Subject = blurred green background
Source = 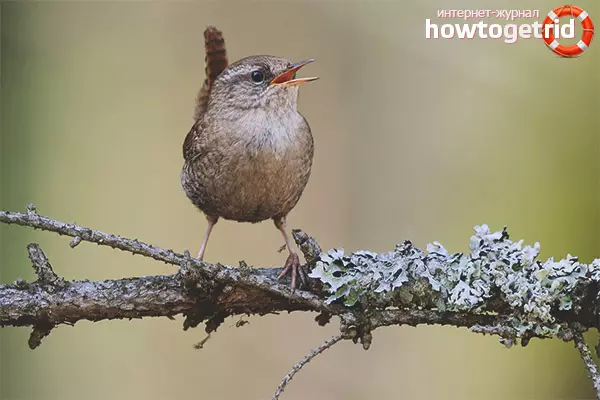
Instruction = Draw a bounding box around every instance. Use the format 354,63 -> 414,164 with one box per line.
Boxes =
1,1 -> 598,399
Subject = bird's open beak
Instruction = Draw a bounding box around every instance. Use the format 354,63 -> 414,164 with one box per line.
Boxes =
269,59 -> 318,86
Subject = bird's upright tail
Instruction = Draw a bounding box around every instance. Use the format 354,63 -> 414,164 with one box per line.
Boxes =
194,26 -> 229,120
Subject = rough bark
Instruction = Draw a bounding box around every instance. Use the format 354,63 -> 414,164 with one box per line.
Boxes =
1,205 -> 600,398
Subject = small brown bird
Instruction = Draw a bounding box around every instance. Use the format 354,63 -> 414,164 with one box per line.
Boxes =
181,27 -> 318,289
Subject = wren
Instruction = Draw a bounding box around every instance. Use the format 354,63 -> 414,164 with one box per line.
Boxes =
180,27 -> 318,290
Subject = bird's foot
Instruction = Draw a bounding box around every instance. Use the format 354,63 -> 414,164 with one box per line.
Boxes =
277,253 -> 308,292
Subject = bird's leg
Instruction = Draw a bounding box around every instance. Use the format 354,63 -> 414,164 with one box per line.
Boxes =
197,215 -> 219,260
274,216 -> 307,290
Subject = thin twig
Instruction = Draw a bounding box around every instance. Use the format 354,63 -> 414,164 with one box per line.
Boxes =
273,335 -> 344,400
573,331 -> 600,399
27,243 -> 64,286
193,333 -> 212,350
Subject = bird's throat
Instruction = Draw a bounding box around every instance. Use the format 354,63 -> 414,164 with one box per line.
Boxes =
233,107 -> 307,155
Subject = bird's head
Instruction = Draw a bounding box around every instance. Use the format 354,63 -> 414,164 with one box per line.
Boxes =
208,55 -> 317,113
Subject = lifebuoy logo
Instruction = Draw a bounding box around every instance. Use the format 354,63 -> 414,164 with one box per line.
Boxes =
426,5 -> 594,58
543,6 -> 594,57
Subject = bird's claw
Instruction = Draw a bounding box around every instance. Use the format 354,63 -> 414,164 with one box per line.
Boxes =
277,253 -> 308,292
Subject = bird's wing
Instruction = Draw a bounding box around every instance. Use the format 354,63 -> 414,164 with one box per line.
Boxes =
194,26 -> 228,120
182,120 -> 204,161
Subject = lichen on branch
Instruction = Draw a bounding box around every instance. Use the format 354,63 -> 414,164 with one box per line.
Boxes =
2,205 -> 600,398
309,225 -> 600,341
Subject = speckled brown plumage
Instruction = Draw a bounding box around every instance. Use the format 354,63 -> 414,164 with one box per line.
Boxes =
182,116 -> 313,222
180,27 -> 317,290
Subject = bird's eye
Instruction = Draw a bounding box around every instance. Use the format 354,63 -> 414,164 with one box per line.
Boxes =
251,70 -> 265,83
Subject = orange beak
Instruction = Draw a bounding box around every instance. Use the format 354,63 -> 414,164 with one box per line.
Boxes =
269,59 -> 318,86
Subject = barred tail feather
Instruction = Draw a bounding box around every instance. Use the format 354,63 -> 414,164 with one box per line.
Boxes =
194,26 -> 228,120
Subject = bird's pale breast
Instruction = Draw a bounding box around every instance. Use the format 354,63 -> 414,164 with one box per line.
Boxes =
181,111 -> 314,222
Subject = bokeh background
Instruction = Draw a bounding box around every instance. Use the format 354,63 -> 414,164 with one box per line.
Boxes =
1,1 -> 598,399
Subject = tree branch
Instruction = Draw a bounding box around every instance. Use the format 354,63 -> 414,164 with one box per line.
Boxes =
2,205 -> 600,395
0,207 -> 325,307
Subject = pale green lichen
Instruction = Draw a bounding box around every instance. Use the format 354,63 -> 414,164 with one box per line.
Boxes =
308,225 -> 600,338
